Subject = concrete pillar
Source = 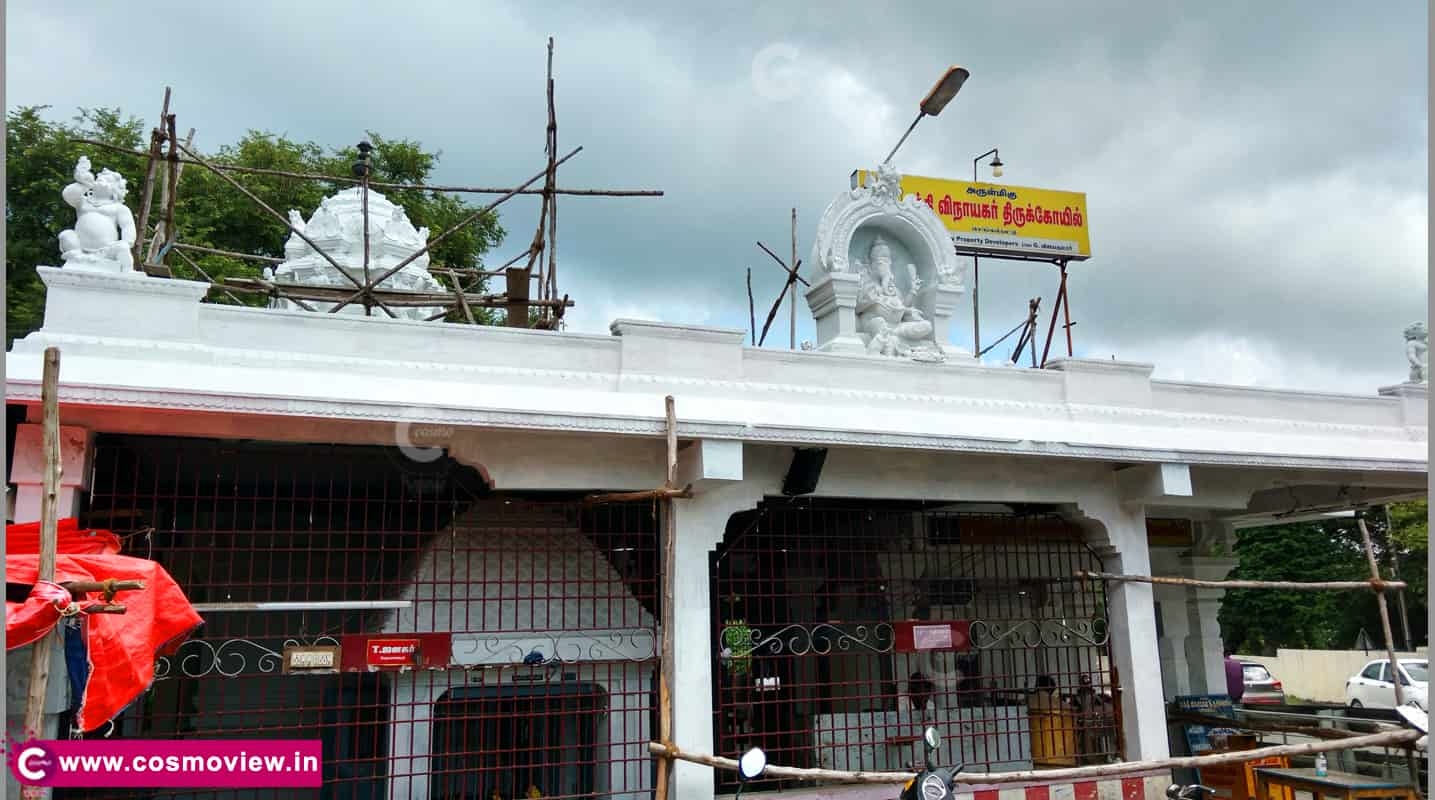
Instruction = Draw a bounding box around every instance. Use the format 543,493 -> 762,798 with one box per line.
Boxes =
10,423 -> 94,524
1080,497 -> 1169,760
668,481 -> 765,799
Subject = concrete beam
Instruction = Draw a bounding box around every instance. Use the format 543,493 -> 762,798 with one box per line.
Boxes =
675,438 -> 743,488
1116,462 -> 1192,506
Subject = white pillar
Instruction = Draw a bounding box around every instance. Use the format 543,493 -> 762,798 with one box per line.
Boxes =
1080,498 -> 1169,760
669,482 -> 765,799
10,423 -> 93,524
1181,521 -> 1237,695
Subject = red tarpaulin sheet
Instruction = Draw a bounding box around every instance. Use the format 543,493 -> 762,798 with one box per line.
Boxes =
5,519 -> 203,732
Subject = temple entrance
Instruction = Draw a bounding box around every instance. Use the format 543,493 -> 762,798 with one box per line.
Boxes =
69,434 -> 659,800
710,498 -> 1120,794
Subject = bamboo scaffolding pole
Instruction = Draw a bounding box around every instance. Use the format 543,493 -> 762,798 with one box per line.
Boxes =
221,277 -> 573,309
131,89 -> 169,269
1168,708 -> 1386,741
73,139 -> 660,197
655,395 -> 678,800
1357,517 -> 1424,796
147,126 -> 193,264
647,729 -> 1422,787
168,247 -> 257,307
173,141 -> 397,319
583,486 -> 692,506
22,348 -> 62,780
1077,571 -> 1406,592
756,258 -> 802,346
172,242 -> 283,263
326,147 -> 583,315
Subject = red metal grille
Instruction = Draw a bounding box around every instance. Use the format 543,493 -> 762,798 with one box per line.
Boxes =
711,499 -> 1120,793
69,434 -> 659,800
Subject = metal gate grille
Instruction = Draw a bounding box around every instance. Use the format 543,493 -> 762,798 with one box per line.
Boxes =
71,434 -> 659,800
711,499 -> 1119,793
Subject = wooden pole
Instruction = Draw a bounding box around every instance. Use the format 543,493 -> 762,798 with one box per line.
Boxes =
22,347 -> 63,746
171,242 -> 283,263
132,88 -> 170,268
655,395 -> 679,800
790,207 -> 797,349
1358,518 -> 1408,708
647,728 -> 1422,787
74,139 -> 662,197
505,268 -> 531,327
148,127 -> 194,264
1039,271 -> 1066,368
1078,570 -> 1406,592
747,268 -> 756,346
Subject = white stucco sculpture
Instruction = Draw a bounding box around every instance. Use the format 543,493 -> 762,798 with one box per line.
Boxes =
274,187 -> 447,321
806,162 -> 967,360
58,156 -> 138,274
856,235 -> 941,360
1405,322 -> 1428,383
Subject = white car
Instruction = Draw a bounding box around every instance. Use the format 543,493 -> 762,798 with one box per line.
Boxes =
1345,659 -> 1428,710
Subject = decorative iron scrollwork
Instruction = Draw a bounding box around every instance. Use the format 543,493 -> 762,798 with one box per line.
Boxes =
723,622 -> 896,657
452,629 -> 657,665
154,636 -> 341,680
969,618 -> 1108,649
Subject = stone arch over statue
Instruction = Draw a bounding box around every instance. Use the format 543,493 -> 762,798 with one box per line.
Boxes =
806,163 -> 967,360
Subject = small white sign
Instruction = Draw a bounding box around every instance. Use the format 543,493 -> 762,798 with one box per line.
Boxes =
283,645 -> 339,672
912,625 -> 953,651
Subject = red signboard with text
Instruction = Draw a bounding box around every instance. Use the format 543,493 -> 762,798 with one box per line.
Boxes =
893,620 -> 971,653
339,633 -> 451,671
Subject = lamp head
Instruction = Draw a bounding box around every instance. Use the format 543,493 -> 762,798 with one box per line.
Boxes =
990,153 -> 1004,178
919,66 -> 970,117
738,747 -> 768,781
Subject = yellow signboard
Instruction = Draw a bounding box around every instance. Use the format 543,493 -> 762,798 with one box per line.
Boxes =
852,170 -> 1091,261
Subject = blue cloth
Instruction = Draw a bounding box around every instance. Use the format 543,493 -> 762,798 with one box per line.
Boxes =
63,618 -> 89,711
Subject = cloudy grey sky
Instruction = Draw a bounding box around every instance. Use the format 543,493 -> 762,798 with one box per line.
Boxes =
8,2 -> 1427,393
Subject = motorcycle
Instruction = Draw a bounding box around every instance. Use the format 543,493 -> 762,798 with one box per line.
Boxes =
899,726 -> 964,800
1166,783 -> 1216,800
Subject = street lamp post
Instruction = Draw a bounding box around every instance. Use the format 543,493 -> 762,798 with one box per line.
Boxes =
882,66 -> 970,164
970,148 -> 1003,358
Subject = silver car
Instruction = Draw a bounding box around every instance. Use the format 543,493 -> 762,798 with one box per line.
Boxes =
1241,662 -> 1286,705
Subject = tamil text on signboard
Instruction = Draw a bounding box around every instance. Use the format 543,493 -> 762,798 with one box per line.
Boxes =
852,170 -> 1091,261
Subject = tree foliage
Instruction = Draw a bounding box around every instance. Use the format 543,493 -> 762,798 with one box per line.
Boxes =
1220,500 -> 1429,655
6,106 -> 505,344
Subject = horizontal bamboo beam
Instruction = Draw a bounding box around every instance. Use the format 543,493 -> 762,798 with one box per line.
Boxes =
73,138 -> 661,197
1077,571 -> 1406,592
173,242 -> 283,263
221,278 -> 574,309
1169,708 -> 1383,741
584,486 -> 693,505
648,728 -> 1421,787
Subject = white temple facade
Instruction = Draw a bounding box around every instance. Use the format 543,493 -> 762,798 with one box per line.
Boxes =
6,161 -> 1427,800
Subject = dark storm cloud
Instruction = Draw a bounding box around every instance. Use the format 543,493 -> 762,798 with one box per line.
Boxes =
7,1 -> 1426,391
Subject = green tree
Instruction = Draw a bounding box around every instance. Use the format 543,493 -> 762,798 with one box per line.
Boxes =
6,106 -> 505,344
1219,500 -> 1428,655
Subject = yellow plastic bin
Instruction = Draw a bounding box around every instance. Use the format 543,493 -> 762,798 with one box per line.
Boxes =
1029,708 -> 1078,767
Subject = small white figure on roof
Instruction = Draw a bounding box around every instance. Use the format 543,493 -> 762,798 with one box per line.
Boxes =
1405,322 -> 1427,383
58,156 -> 137,274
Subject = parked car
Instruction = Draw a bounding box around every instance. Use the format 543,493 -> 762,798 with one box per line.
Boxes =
1240,662 -> 1286,704
1345,659 -> 1429,710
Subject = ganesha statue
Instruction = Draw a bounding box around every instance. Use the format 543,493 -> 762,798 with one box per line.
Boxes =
856,235 -> 943,361
57,157 -> 138,274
